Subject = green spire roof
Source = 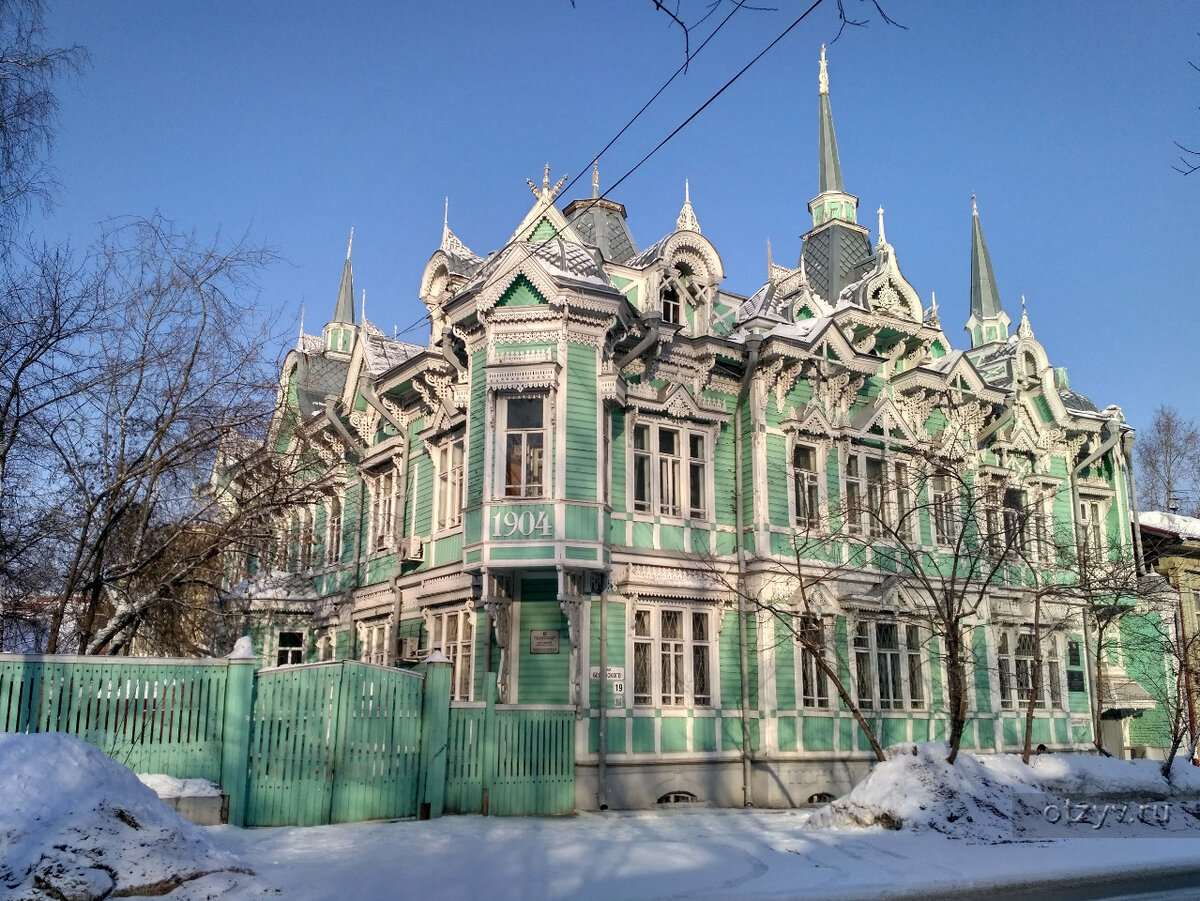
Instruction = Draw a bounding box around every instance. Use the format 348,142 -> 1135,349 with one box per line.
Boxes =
817,45 -> 844,195
969,196 -> 1003,321
332,228 -> 356,325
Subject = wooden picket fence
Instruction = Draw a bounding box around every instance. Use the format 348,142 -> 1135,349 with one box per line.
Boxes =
0,652 -> 575,824
246,662 -> 425,826
446,683 -> 575,816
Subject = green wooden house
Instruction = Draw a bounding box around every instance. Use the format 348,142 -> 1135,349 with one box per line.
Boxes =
220,47 -> 1169,810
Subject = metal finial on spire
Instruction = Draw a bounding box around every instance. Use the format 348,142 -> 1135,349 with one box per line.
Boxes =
346,227 -> 354,261
361,289 -> 367,325
443,197 -> 449,230
543,163 -> 550,191
766,237 -> 773,273
929,291 -> 940,327
819,44 -> 829,95
877,206 -> 886,246
1017,294 -> 1034,339
298,303 -> 305,348
972,193 -> 978,216
592,158 -> 599,199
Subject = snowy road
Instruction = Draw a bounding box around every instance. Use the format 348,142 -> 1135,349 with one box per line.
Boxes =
205,809 -> 1200,901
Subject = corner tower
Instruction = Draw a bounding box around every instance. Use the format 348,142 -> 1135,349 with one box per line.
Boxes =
800,46 -> 873,304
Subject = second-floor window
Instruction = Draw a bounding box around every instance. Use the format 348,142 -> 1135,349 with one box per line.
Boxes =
1078,497 -> 1105,560
325,495 -> 342,566
793,444 -> 820,530
504,398 -> 545,498
372,471 -> 397,551
437,436 -> 464,529
631,422 -> 708,519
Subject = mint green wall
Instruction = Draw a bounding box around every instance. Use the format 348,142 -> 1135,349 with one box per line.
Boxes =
566,343 -> 598,501
466,349 -> 486,516
610,410 -> 626,515
517,576 -> 569,705
766,433 -> 788,526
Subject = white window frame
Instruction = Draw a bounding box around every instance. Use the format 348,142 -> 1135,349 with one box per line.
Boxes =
997,628 -> 1064,711
795,613 -> 830,709
436,434 -> 465,531
931,471 -> 955,548
631,604 -> 714,708
501,395 -> 547,499
428,607 -> 475,701
298,506 -> 314,571
370,470 -> 398,552
325,493 -> 343,567
842,450 -> 917,543
791,441 -> 822,531
853,618 -> 926,711
358,619 -> 390,666
1078,496 -> 1107,561
275,630 -> 306,667
629,418 -> 711,521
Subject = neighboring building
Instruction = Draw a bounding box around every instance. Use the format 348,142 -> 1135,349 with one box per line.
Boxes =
1140,510 -> 1200,750
220,49 -> 1169,807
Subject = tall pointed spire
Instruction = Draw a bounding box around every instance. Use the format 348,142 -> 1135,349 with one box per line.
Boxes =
808,46 -> 857,230
966,195 -> 1011,347
332,229 -> 356,325
676,179 -> 701,233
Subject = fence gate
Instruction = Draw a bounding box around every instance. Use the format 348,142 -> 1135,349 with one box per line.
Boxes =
246,661 -> 424,827
446,683 -> 574,816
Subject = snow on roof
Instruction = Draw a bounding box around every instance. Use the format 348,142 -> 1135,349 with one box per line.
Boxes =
1140,510 -> 1200,540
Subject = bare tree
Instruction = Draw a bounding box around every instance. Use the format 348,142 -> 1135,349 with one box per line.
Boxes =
29,215 -> 306,655
1137,405 -> 1200,517
0,0 -> 86,238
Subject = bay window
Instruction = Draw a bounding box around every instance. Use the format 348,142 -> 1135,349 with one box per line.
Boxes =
504,398 -> 545,498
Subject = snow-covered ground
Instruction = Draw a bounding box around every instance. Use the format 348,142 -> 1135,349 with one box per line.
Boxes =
7,734 -> 1200,901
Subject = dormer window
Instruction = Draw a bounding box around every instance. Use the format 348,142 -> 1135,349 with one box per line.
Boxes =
662,283 -> 682,326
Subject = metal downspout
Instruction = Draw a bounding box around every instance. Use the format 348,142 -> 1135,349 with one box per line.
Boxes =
735,335 -> 762,808
1121,431 -> 1145,575
614,315 -> 661,371
598,584 -> 609,810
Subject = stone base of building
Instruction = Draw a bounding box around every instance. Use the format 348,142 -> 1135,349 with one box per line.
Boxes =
574,756 -> 876,811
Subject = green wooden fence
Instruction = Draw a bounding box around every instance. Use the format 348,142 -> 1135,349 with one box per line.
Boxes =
446,683 -> 575,816
1,652 -> 574,823
0,654 -> 234,783
245,661 -> 425,826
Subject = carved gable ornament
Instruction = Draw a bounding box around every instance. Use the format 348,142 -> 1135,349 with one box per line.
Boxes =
860,248 -> 923,322
850,396 -> 922,446
628,381 -> 728,423
474,250 -> 563,317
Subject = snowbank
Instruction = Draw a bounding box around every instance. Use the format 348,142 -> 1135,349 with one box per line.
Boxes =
0,733 -> 270,900
809,743 -> 1200,842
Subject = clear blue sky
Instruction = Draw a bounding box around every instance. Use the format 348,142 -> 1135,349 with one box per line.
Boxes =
38,1 -> 1200,435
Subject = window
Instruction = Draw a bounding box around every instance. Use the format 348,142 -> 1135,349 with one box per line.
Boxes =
843,451 -> 916,541
793,444 -> 820,530
931,473 -> 954,546
845,455 -> 863,535
662,283 -> 682,326
316,632 -> 335,662
298,507 -> 314,571
796,614 -> 829,708
632,606 -> 712,707
276,631 -> 304,666
504,398 -> 545,498
1002,487 -> 1026,554
629,421 -> 709,520
997,629 -> 1064,710
429,608 -> 474,701
325,495 -> 343,566
854,619 -> 924,710
1079,498 -> 1105,560
436,436 -> 465,530
371,471 -> 397,551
